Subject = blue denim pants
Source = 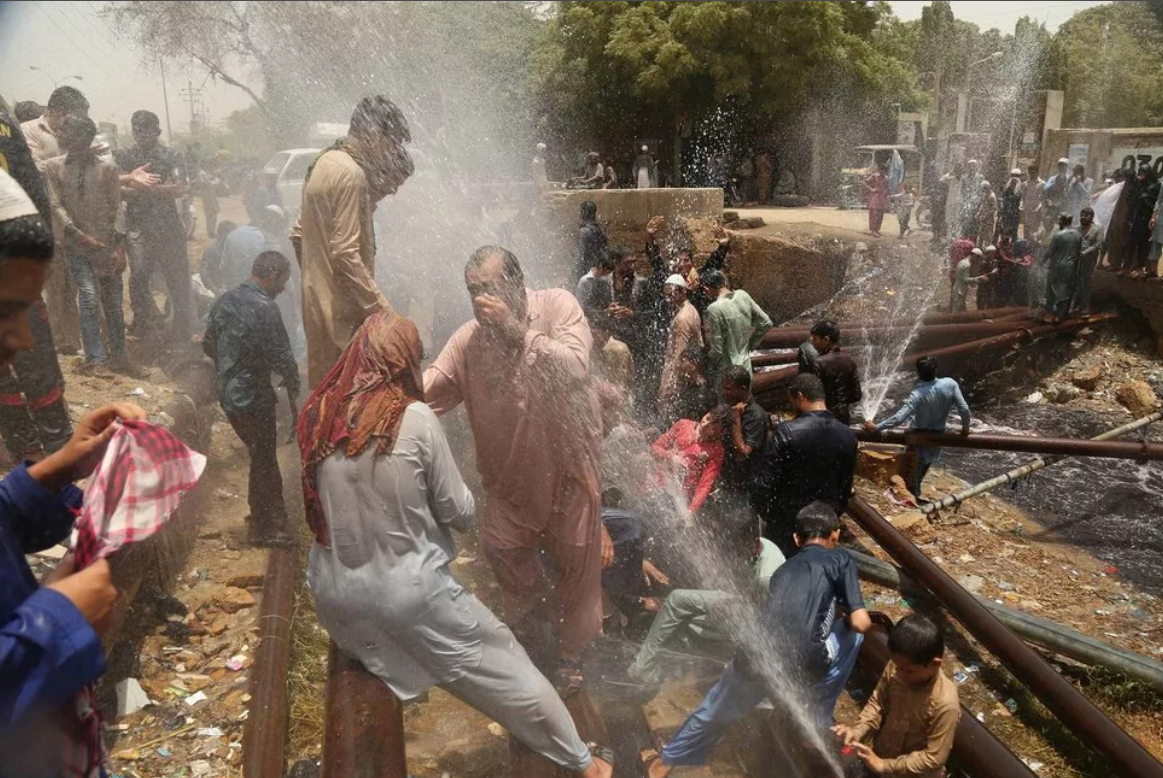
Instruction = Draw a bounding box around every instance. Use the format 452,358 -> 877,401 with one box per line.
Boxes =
68,255 -> 125,363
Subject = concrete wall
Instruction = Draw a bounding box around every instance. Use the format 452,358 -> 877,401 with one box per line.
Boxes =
1093,273 -> 1163,357
544,187 -> 724,230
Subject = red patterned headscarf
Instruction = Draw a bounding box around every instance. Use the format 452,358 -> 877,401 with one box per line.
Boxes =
297,307 -> 424,546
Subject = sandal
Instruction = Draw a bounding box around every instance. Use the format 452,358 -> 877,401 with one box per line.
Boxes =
588,742 -> 616,771
554,658 -> 585,697
639,748 -> 662,777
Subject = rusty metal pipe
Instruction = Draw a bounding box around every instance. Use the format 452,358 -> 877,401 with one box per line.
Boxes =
855,428 -> 1163,460
322,644 -> 408,778
846,496 -> 1163,778
899,314 -> 1116,368
243,545 -> 298,778
857,621 -> 1038,778
760,319 -> 1034,349
759,307 -> 1031,348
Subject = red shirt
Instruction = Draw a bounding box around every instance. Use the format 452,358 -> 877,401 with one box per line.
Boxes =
650,419 -> 725,514
863,173 -> 889,211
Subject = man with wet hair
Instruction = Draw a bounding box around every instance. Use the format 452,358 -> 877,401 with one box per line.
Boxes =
45,115 -> 144,379
718,365 -> 770,500
116,109 -> 194,350
797,319 -> 862,425
575,244 -> 619,325
658,272 -> 703,422
203,251 -> 298,546
643,502 -> 871,777
753,373 -> 856,556
425,246 -> 613,688
864,356 -> 971,501
294,94 -> 413,385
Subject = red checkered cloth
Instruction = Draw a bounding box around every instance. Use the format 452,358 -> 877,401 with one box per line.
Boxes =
62,420 -> 206,778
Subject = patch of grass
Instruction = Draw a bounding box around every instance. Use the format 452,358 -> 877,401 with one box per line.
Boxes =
285,549 -> 329,763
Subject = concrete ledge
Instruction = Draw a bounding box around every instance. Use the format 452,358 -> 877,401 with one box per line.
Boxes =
544,187 -> 724,229
1093,272 -> 1163,355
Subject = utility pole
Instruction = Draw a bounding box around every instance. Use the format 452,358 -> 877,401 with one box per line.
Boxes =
159,59 -> 173,144
180,78 -> 205,133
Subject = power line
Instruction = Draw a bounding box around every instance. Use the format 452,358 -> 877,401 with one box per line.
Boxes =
37,1 -> 110,72
32,1 -> 103,72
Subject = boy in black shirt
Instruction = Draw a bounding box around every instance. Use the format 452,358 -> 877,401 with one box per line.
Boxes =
644,503 -> 871,777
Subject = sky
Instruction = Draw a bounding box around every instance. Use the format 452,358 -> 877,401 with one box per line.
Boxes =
0,1 -> 1110,139
0,1 -> 253,137
888,0 -> 1108,32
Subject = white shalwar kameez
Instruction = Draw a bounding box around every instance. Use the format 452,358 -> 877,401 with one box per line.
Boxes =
308,403 -> 592,772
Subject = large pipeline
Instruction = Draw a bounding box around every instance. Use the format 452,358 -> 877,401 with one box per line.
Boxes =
321,646 -> 408,778
242,546 -> 298,778
855,428 -> 1163,461
857,620 -> 1039,778
920,411 -> 1163,514
759,306 -> 1030,348
759,318 -> 1035,350
846,496 -> 1163,778
850,549 -> 1163,693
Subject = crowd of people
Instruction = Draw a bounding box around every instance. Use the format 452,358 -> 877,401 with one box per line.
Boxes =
0,88 -> 975,778
928,155 -> 1163,320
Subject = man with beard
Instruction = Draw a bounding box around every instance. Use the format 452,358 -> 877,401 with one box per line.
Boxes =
425,246 -> 614,691
1073,207 -> 1104,316
292,95 -> 413,385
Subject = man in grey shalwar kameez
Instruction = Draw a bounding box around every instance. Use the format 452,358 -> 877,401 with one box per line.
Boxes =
1042,213 -> 1082,322
1073,207 -> 1104,317
299,310 -> 612,778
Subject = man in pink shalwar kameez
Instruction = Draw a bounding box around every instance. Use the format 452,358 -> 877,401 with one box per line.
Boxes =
424,246 -> 612,682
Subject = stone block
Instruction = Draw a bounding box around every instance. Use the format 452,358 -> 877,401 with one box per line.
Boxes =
1116,380 -> 1159,418
856,445 -> 916,488
1071,365 -> 1103,391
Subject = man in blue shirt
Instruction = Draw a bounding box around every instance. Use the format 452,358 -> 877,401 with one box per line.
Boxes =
203,251 -> 299,546
643,503 -> 871,777
863,356 -> 971,501
0,167 -> 146,773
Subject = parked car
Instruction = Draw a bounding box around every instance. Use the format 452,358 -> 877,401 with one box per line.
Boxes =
261,148 -> 319,218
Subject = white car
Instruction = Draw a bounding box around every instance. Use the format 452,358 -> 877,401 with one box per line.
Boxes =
262,148 -> 319,217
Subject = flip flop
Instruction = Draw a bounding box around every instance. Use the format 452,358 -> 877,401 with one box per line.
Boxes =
553,658 -> 585,698
588,742 -> 616,771
639,748 -> 662,777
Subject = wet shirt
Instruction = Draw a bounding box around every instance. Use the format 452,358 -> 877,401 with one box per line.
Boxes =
659,300 -> 703,403
758,410 -> 857,517
705,289 -> 773,381
0,466 -> 103,765
1079,223 -> 1104,263
650,418 -> 725,515
765,543 -> 865,674
801,348 -> 863,424
877,378 -> 971,434
850,663 -> 960,778
44,154 -> 124,273
202,280 -> 299,415
575,270 -> 613,323
575,220 -> 608,280
115,144 -> 186,232
217,224 -> 277,294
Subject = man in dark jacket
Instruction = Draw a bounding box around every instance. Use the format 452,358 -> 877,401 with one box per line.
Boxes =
797,320 -> 862,425
753,373 -> 857,556
574,200 -> 608,283
203,251 -> 299,545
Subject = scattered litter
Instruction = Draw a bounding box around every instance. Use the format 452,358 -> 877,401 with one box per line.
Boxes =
184,690 -> 208,707
996,581 -> 1015,592
112,748 -> 142,761
157,747 -> 172,758
35,545 -> 69,560
126,387 -> 149,398
197,727 -> 224,738
115,678 -> 152,716
958,553 -> 975,563
1004,698 -> 1019,714
190,761 -> 212,777
953,670 -> 971,684
1025,391 -> 1043,404
487,722 -> 505,738
226,654 -> 247,672
1023,758 -> 1045,771
975,712 -> 985,723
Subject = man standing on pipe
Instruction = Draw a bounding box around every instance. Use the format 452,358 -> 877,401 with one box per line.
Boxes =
862,356 -> 970,503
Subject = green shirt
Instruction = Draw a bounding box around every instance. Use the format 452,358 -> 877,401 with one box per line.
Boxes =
705,289 -> 773,382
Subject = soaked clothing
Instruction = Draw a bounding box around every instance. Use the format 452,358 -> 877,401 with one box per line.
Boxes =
754,411 -> 856,555
574,218 -> 608,282
0,465 -> 104,778
44,153 -> 124,274
593,337 -> 635,400
217,224 -> 278,295
308,406 -> 592,772
627,539 -> 784,685
202,280 -> 299,415
575,270 -> 613,324
799,347 -> 862,425
659,300 -> 703,411
1043,227 -> 1082,318
877,377 -> 971,497
0,110 -> 72,456
115,143 -> 192,344
294,148 -> 388,386
651,419 -> 725,515
424,289 -> 603,654
720,398 -> 770,495
849,663 -> 960,778
1074,223 -> 1104,315
704,290 -> 772,383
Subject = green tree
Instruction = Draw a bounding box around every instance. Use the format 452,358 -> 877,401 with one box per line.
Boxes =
530,1 -> 919,183
1051,1 -> 1163,127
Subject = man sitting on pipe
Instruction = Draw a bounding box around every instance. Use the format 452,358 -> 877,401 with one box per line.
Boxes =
862,356 -> 971,503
